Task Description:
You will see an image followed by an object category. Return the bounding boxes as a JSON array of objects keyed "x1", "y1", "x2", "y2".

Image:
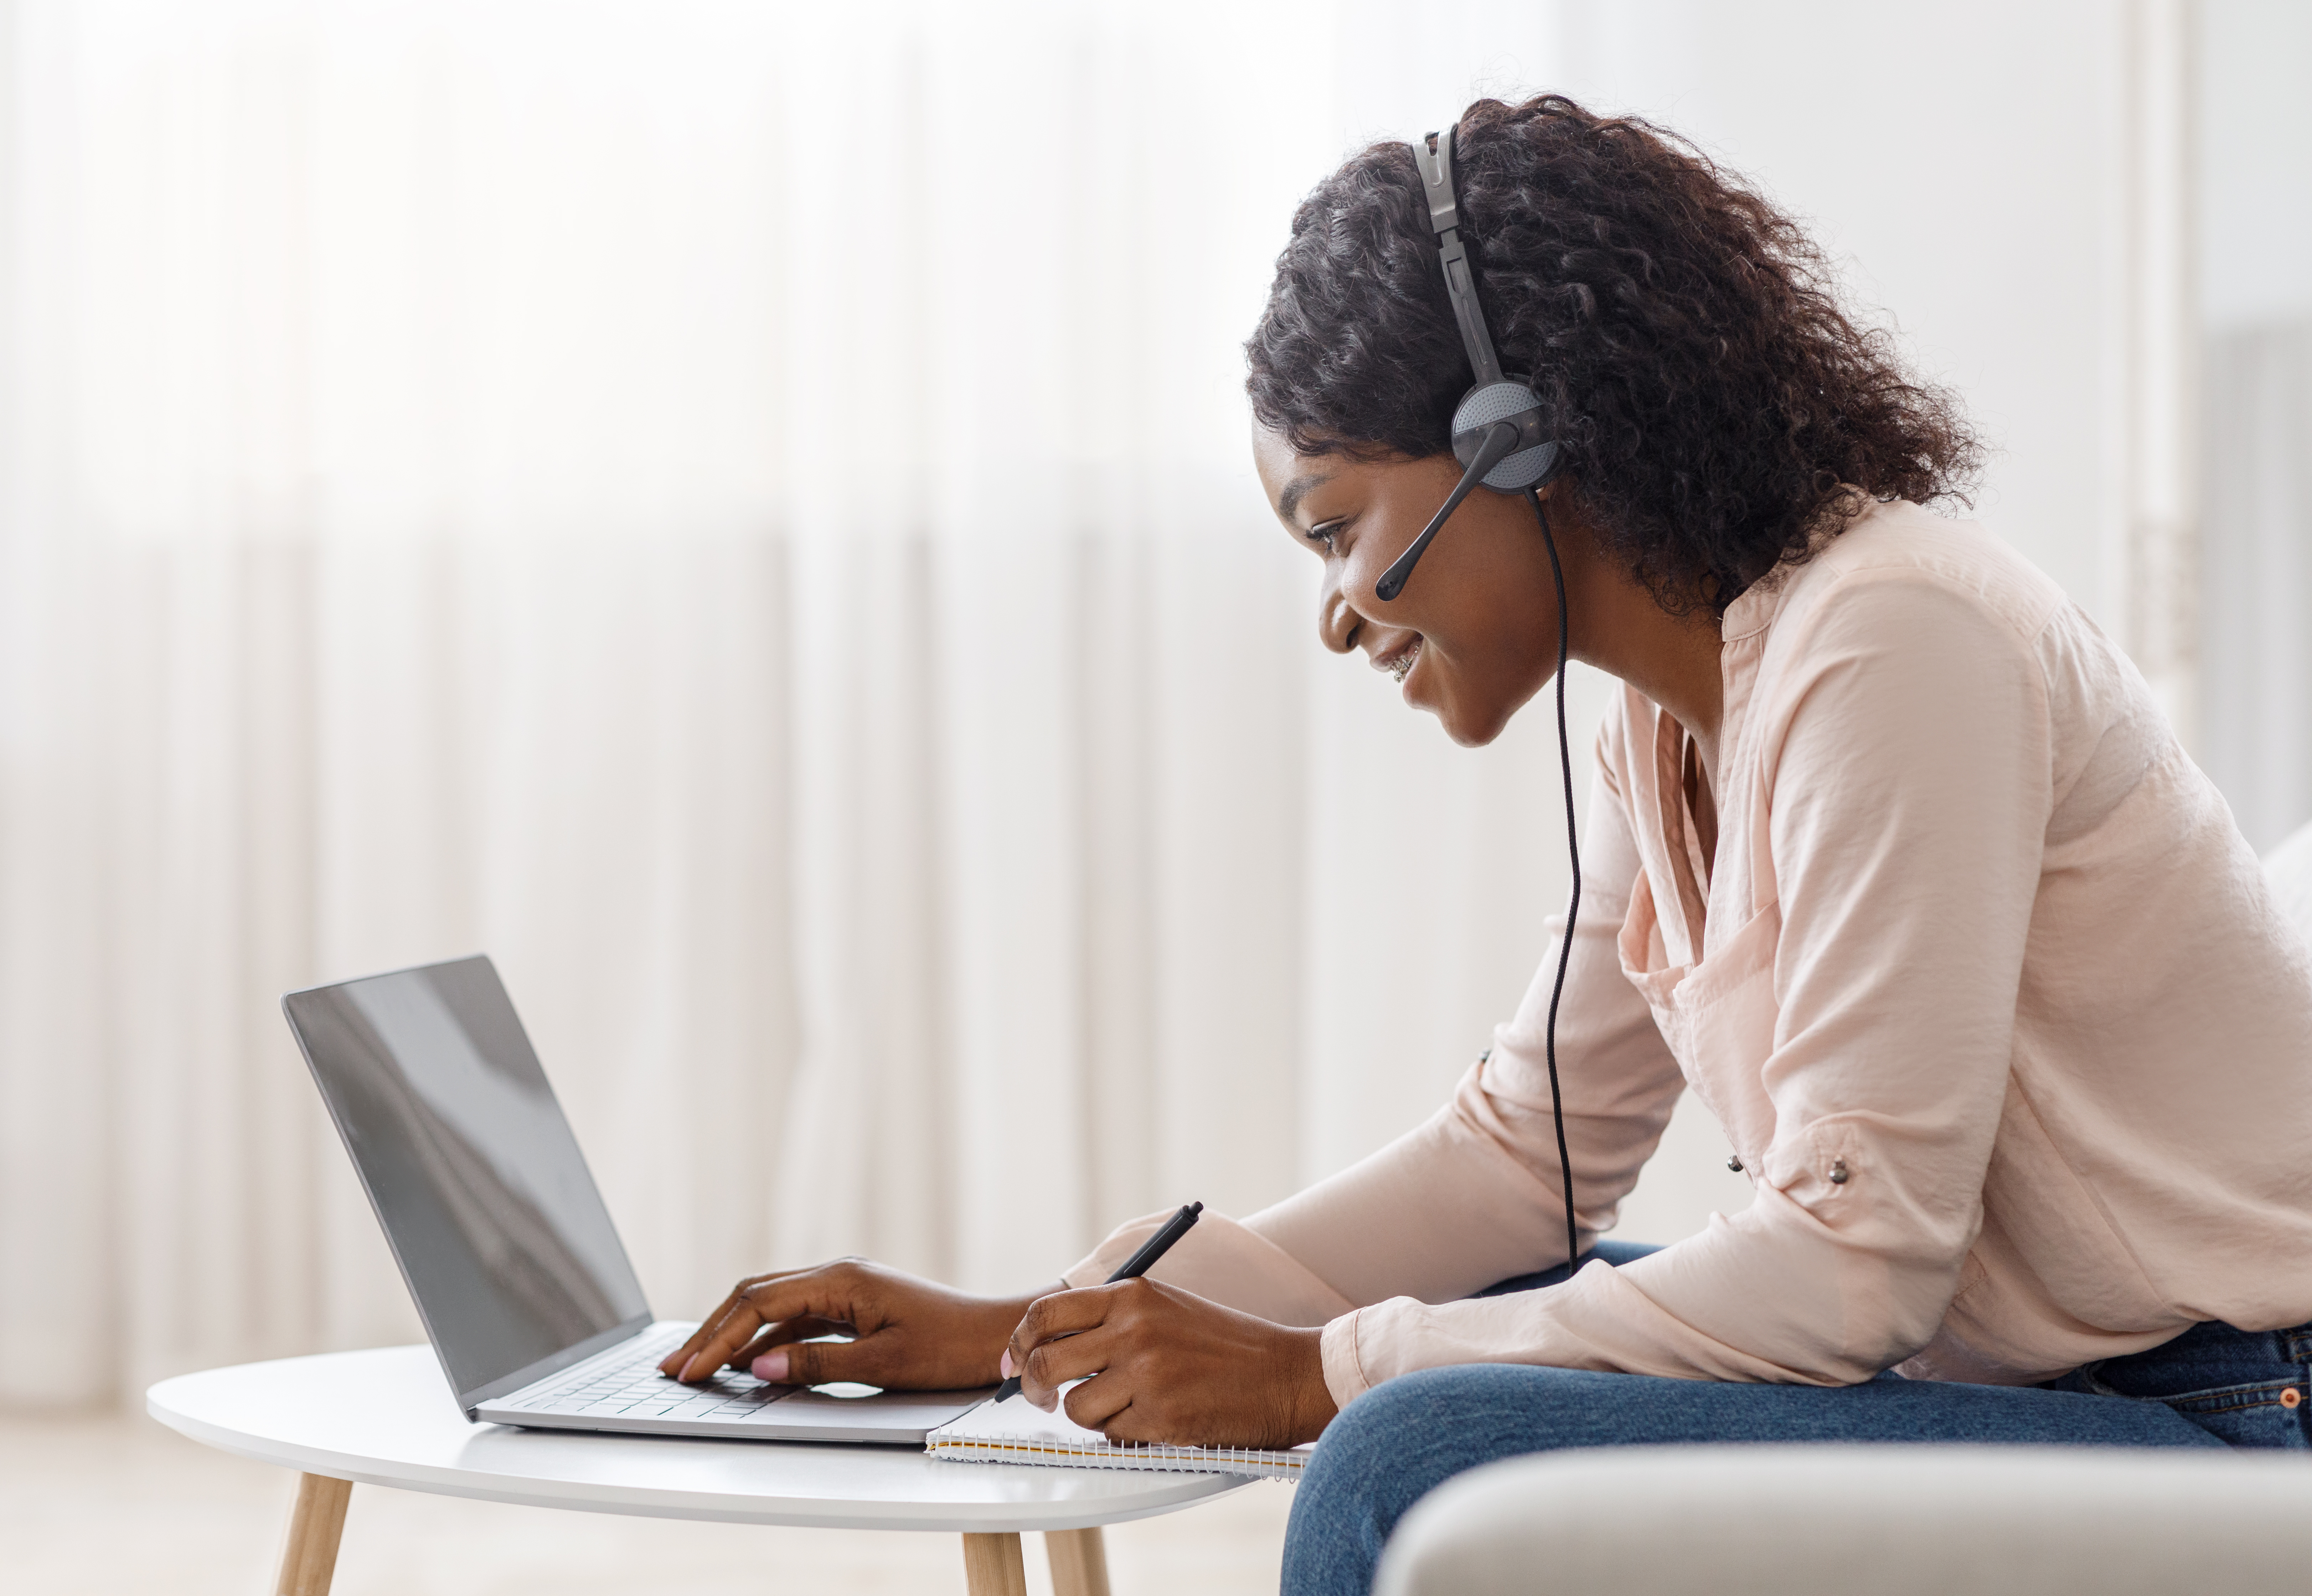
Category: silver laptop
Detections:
[{"x1": 283, "y1": 954, "x2": 989, "y2": 1444}]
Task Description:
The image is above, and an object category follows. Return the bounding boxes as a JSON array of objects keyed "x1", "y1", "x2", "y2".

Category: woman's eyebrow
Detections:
[{"x1": 1278, "y1": 471, "x2": 1333, "y2": 521}]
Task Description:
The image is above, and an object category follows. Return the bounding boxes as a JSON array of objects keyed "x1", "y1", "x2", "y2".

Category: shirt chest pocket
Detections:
[{"x1": 1618, "y1": 869, "x2": 1785, "y2": 1165}]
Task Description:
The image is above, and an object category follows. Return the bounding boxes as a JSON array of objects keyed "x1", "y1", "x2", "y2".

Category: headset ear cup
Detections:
[
  {"x1": 1451, "y1": 380, "x2": 1561, "y2": 490},
  {"x1": 1483, "y1": 438, "x2": 1560, "y2": 491}
]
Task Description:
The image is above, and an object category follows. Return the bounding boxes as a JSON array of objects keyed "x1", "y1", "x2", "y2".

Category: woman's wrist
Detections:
[{"x1": 1279, "y1": 1325, "x2": 1339, "y2": 1444}]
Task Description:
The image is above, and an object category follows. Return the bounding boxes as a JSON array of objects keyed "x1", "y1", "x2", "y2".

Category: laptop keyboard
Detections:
[{"x1": 502, "y1": 1329, "x2": 800, "y2": 1423}]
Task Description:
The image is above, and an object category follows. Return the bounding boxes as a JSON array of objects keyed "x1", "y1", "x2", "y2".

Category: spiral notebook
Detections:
[{"x1": 925, "y1": 1389, "x2": 1312, "y2": 1480}]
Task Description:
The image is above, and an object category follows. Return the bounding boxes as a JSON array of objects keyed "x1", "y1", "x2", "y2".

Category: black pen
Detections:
[{"x1": 993, "y1": 1200, "x2": 1203, "y2": 1404}]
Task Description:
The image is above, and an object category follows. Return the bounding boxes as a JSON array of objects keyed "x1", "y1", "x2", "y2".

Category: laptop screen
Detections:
[{"x1": 284, "y1": 956, "x2": 651, "y2": 1407}]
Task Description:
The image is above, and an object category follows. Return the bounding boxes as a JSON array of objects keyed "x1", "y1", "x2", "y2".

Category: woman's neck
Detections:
[{"x1": 1550, "y1": 493, "x2": 1728, "y2": 775}]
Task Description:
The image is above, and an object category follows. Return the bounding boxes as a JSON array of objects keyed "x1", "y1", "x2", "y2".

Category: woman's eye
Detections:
[{"x1": 1306, "y1": 520, "x2": 1344, "y2": 552}]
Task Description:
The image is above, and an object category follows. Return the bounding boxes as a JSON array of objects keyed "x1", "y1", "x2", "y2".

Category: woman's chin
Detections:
[
  {"x1": 1423, "y1": 694, "x2": 1514, "y2": 748},
  {"x1": 1401, "y1": 663, "x2": 1515, "y2": 747}
]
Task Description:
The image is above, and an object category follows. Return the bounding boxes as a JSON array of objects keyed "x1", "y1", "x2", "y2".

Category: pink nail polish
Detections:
[
  {"x1": 753, "y1": 1348, "x2": 790, "y2": 1383},
  {"x1": 999, "y1": 1348, "x2": 1015, "y2": 1379}
]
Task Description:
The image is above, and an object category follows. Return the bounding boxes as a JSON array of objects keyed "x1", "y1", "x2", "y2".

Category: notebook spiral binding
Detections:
[{"x1": 925, "y1": 1427, "x2": 1308, "y2": 1480}]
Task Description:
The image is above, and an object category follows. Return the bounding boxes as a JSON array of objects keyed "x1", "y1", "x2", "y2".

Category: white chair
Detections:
[
  {"x1": 1374, "y1": 1445, "x2": 2312, "y2": 1595},
  {"x1": 1375, "y1": 822, "x2": 2312, "y2": 1596}
]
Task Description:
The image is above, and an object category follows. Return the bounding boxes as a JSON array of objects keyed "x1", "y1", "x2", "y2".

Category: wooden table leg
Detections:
[
  {"x1": 274, "y1": 1473, "x2": 353, "y2": 1596},
  {"x1": 960, "y1": 1530, "x2": 1027, "y2": 1596},
  {"x1": 1046, "y1": 1526, "x2": 1112, "y2": 1596}
]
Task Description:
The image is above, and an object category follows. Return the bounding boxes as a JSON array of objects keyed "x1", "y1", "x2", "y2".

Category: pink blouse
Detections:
[{"x1": 1064, "y1": 501, "x2": 2312, "y2": 1411}]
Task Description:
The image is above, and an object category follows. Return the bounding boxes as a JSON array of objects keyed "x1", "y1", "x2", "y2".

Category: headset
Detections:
[{"x1": 1383, "y1": 125, "x2": 1584, "y2": 1282}]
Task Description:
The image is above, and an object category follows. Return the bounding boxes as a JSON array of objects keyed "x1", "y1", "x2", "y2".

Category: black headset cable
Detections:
[{"x1": 1527, "y1": 485, "x2": 1582, "y2": 1280}]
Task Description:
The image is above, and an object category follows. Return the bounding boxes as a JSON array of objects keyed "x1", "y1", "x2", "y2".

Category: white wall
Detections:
[
  {"x1": 2195, "y1": 0, "x2": 2312, "y2": 850},
  {"x1": 2200, "y1": 0, "x2": 2312, "y2": 333}
]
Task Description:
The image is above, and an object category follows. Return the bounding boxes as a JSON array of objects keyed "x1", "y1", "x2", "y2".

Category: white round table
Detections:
[{"x1": 148, "y1": 1344, "x2": 1249, "y2": 1596}]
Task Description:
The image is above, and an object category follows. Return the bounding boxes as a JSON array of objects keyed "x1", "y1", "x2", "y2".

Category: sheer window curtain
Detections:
[
  {"x1": 0, "y1": 0, "x2": 1598, "y2": 1408},
  {"x1": 0, "y1": 0, "x2": 2199, "y2": 1413}
]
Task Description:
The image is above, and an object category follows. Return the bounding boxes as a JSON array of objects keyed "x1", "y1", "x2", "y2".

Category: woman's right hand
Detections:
[{"x1": 657, "y1": 1258, "x2": 1057, "y2": 1390}]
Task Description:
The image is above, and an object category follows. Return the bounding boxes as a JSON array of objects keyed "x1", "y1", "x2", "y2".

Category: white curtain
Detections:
[
  {"x1": 0, "y1": 0, "x2": 2173, "y2": 1410},
  {"x1": 0, "y1": 0, "x2": 1599, "y2": 1407}
]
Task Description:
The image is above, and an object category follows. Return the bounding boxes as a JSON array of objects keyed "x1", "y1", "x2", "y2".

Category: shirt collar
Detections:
[{"x1": 1718, "y1": 493, "x2": 1883, "y2": 642}]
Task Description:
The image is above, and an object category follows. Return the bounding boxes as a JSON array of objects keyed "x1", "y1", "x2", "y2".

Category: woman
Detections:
[{"x1": 664, "y1": 96, "x2": 2312, "y2": 1594}]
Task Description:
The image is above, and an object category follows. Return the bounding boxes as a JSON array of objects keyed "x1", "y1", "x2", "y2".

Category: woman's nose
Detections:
[{"x1": 1317, "y1": 570, "x2": 1358, "y2": 655}]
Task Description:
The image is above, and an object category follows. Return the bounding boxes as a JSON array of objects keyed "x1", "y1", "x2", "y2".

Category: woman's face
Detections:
[{"x1": 1254, "y1": 426, "x2": 1568, "y2": 747}]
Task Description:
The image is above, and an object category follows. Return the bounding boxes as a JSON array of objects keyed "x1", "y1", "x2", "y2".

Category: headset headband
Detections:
[
  {"x1": 1374, "y1": 120, "x2": 1562, "y2": 603},
  {"x1": 1413, "y1": 128, "x2": 1507, "y2": 389}
]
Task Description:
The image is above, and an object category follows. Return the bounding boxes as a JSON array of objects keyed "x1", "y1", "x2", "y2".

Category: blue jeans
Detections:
[{"x1": 1283, "y1": 1241, "x2": 2312, "y2": 1596}]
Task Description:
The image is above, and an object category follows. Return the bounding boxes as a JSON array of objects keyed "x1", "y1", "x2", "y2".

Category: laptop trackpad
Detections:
[{"x1": 762, "y1": 1384, "x2": 989, "y2": 1440}]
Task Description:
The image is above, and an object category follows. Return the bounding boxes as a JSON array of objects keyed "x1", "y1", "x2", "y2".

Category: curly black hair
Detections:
[{"x1": 1246, "y1": 95, "x2": 1980, "y2": 615}]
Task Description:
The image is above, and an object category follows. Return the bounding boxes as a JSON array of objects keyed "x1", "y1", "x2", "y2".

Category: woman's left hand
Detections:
[{"x1": 1004, "y1": 1279, "x2": 1338, "y2": 1449}]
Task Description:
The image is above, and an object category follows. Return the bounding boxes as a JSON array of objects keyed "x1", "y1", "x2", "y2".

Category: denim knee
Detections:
[
  {"x1": 1285, "y1": 1377, "x2": 1407, "y2": 1596},
  {"x1": 1283, "y1": 1367, "x2": 1524, "y2": 1596}
]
